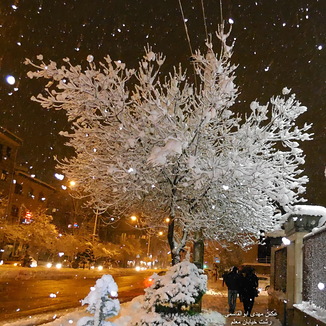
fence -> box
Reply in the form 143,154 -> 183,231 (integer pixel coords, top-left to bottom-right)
302,227 -> 326,310
274,247 -> 287,293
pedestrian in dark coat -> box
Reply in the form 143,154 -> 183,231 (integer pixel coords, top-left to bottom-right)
239,267 -> 259,316
224,266 -> 241,314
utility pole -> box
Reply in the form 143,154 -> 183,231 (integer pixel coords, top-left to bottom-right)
146,234 -> 151,257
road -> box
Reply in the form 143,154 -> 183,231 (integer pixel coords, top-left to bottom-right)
0,269 -> 153,323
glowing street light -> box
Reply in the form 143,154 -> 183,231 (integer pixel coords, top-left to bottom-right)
130,215 -> 137,222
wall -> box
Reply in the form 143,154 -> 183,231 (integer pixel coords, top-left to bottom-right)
0,127 -> 22,216
269,211 -> 326,326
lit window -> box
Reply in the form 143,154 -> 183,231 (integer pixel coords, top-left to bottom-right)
6,147 -> 11,158
1,170 -> 8,181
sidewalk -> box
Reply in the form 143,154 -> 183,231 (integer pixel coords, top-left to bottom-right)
203,278 -> 282,326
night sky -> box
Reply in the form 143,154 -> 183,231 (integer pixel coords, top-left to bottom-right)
0,0 -> 325,206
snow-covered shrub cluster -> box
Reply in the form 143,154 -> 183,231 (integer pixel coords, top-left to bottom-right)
77,274 -> 120,326
132,261 -> 207,326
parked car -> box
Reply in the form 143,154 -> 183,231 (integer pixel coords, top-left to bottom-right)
257,275 -> 270,292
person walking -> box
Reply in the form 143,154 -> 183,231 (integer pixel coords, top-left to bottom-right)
239,267 -> 259,316
223,266 -> 241,314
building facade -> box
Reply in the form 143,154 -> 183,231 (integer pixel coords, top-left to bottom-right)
0,127 -> 23,219
10,169 -> 56,223
0,127 -> 55,223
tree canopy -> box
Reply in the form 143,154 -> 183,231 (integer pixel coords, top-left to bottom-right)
26,25 -> 312,263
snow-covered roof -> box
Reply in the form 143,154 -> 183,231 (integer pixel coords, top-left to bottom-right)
290,205 -> 326,218
281,205 -> 326,228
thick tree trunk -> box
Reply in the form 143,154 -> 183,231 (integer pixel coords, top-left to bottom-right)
193,230 -> 204,269
167,217 -> 180,265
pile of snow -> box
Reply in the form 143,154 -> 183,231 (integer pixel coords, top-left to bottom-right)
42,296 -> 226,326
33,296 -> 225,326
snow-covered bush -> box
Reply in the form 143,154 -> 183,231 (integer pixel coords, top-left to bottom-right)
133,261 -> 207,326
77,274 -> 120,326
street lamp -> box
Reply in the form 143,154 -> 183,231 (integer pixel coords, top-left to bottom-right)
69,180 -> 99,241
68,180 -> 78,231
130,215 -> 137,222
130,215 -> 153,257
147,230 -> 164,258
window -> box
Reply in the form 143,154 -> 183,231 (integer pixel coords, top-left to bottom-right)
28,187 -> 34,198
1,170 -> 8,181
6,146 -> 11,159
11,205 -> 19,217
14,183 -> 23,195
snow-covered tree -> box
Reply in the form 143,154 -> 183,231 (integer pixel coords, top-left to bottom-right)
26,24 -> 312,264
55,233 -> 88,264
0,209 -> 59,260
133,260 -> 207,326
77,274 -> 120,326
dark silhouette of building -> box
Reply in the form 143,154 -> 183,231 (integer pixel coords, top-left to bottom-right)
0,127 -> 55,223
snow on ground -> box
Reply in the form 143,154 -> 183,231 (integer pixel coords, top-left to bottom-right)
2,308 -> 86,326
2,296 -> 226,326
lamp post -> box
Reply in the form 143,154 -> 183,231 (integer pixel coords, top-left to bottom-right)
147,231 -> 164,261
68,180 -> 99,241
130,215 -> 165,260
147,234 -> 151,257
68,181 -> 77,232
92,209 -> 99,242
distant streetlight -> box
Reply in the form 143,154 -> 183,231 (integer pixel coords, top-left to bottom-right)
67,180 -> 78,233
165,217 -> 170,223
130,215 -> 137,222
